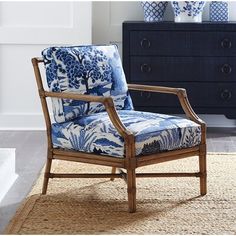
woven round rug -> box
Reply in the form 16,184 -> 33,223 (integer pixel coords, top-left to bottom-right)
4,153 -> 236,234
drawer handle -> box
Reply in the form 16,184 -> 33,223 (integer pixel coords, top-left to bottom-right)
221,64 -> 232,74
221,89 -> 232,101
140,38 -> 151,49
221,38 -> 232,49
141,64 -> 151,73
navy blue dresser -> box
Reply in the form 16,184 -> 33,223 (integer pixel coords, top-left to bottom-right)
123,21 -> 236,119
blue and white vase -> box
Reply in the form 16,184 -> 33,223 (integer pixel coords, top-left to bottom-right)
171,1 -> 206,23
209,1 -> 229,22
141,1 -> 168,22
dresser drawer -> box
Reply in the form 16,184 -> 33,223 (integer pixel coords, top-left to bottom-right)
123,22 -> 236,118
130,82 -> 236,108
130,56 -> 236,82
130,31 -> 236,56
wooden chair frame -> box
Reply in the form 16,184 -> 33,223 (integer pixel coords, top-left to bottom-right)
32,57 -> 207,213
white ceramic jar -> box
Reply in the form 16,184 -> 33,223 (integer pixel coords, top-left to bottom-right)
171,1 -> 206,23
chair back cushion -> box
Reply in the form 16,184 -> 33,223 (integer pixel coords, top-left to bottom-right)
42,45 -> 133,123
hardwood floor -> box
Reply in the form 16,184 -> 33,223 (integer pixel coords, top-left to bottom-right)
0,128 -> 236,233
0,131 -> 46,233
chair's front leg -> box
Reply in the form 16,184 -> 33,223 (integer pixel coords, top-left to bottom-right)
199,144 -> 207,195
42,149 -> 53,194
127,168 -> 136,213
125,134 -> 137,213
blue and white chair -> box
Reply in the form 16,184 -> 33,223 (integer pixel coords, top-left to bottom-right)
32,45 -> 207,213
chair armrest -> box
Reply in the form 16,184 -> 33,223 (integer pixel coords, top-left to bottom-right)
128,84 -> 183,95
128,84 -> 205,126
43,91 -> 133,139
44,91 -> 108,103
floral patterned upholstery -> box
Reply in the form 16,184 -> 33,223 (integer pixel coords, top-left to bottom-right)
42,45 -> 201,158
51,110 -> 201,158
42,45 -> 133,123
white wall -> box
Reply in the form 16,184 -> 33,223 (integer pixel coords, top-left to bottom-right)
93,1 -> 236,46
1,1 -> 236,129
0,1 -> 92,130
93,1 -> 236,127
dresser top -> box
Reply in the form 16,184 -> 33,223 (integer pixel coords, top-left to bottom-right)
123,21 -> 236,31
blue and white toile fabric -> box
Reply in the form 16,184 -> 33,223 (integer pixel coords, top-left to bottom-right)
42,45 -> 201,158
51,110 -> 201,158
42,45 -> 133,123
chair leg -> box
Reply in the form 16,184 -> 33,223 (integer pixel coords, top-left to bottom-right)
127,169 -> 136,213
110,167 -> 116,181
199,148 -> 207,195
42,152 -> 52,195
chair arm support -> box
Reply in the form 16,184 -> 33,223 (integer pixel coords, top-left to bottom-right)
43,91 -> 133,139
128,84 -> 205,126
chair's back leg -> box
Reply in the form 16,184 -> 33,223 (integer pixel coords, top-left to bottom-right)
110,167 -> 116,181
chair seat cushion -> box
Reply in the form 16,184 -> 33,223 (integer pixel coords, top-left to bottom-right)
51,110 -> 201,158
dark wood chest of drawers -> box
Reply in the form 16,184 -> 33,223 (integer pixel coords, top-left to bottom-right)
123,21 -> 236,119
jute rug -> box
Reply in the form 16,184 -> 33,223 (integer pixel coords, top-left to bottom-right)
4,153 -> 236,234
